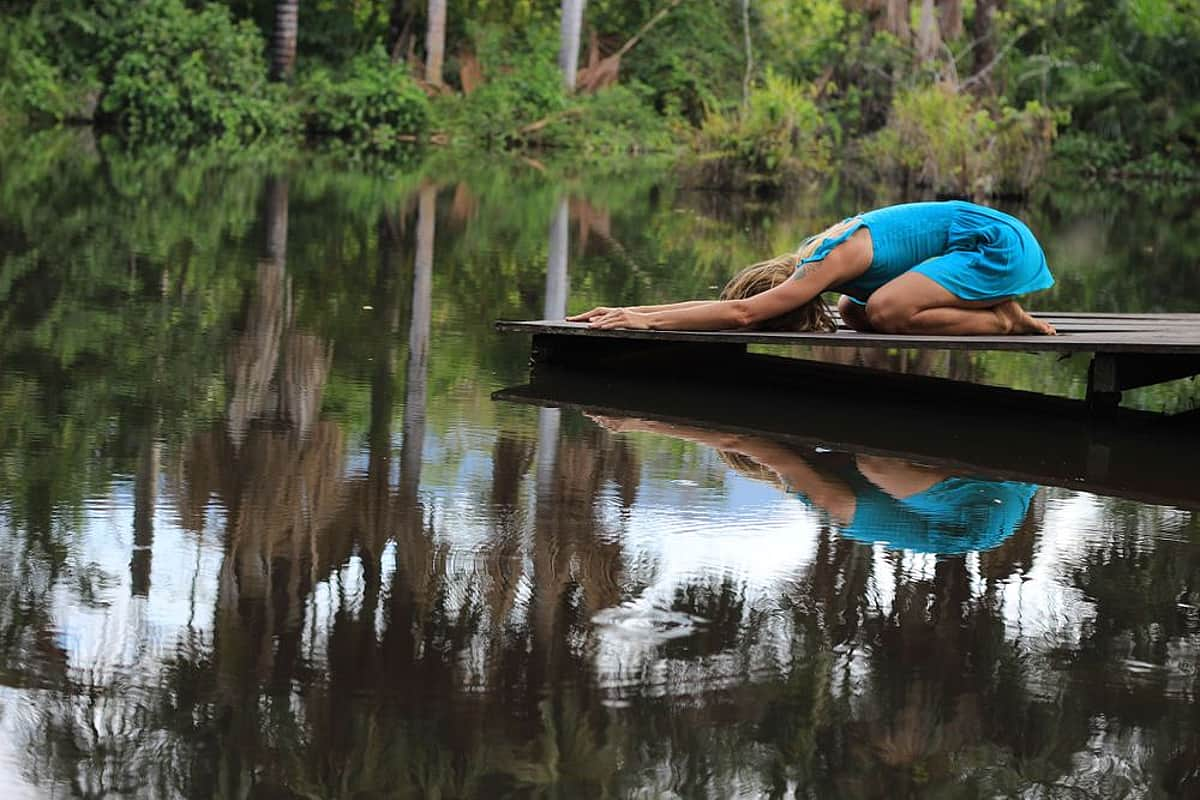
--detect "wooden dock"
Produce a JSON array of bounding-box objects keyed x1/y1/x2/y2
[{"x1": 496, "y1": 313, "x2": 1200, "y2": 409}]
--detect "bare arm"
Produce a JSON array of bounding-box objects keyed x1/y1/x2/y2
[
  {"x1": 568, "y1": 300, "x2": 714, "y2": 321},
  {"x1": 576, "y1": 231, "x2": 871, "y2": 331},
  {"x1": 591, "y1": 416, "x2": 856, "y2": 524}
]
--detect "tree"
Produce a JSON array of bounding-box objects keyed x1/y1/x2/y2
[
  {"x1": 916, "y1": 0, "x2": 941, "y2": 63},
  {"x1": 971, "y1": 0, "x2": 1000, "y2": 91},
  {"x1": 558, "y1": 0, "x2": 586, "y2": 90},
  {"x1": 426, "y1": 0, "x2": 446, "y2": 86},
  {"x1": 885, "y1": 0, "x2": 911, "y2": 41},
  {"x1": 270, "y1": 0, "x2": 299, "y2": 82},
  {"x1": 939, "y1": 0, "x2": 963, "y2": 40}
]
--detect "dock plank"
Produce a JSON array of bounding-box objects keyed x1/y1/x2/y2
[{"x1": 497, "y1": 317, "x2": 1200, "y2": 355}]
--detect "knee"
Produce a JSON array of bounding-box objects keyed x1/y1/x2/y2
[
  {"x1": 837, "y1": 295, "x2": 872, "y2": 332},
  {"x1": 865, "y1": 296, "x2": 913, "y2": 333}
]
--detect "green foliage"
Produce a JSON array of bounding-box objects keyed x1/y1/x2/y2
[
  {"x1": 525, "y1": 84, "x2": 677, "y2": 162},
  {"x1": 98, "y1": 0, "x2": 298, "y2": 144},
  {"x1": 434, "y1": 25, "x2": 567, "y2": 147},
  {"x1": 594, "y1": 0, "x2": 745, "y2": 124},
  {"x1": 1004, "y1": 0, "x2": 1200, "y2": 170},
  {"x1": 300, "y1": 49, "x2": 429, "y2": 159},
  {"x1": 693, "y1": 71, "x2": 834, "y2": 189},
  {"x1": 861, "y1": 84, "x2": 1063, "y2": 196},
  {"x1": 0, "y1": 15, "x2": 93, "y2": 122},
  {"x1": 2, "y1": 0, "x2": 1199, "y2": 176}
]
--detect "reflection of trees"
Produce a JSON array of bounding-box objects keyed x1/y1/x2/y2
[{"x1": 5, "y1": 152, "x2": 1200, "y2": 797}]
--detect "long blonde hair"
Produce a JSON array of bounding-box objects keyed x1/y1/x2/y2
[
  {"x1": 717, "y1": 449, "x2": 785, "y2": 489},
  {"x1": 720, "y1": 217, "x2": 861, "y2": 332}
]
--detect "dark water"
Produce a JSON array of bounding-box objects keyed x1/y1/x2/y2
[{"x1": 2, "y1": 131, "x2": 1200, "y2": 798}]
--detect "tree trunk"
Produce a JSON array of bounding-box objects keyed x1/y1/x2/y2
[
  {"x1": 227, "y1": 178, "x2": 290, "y2": 447},
  {"x1": 741, "y1": 0, "x2": 753, "y2": 106},
  {"x1": 270, "y1": 0, "x2": 299, "y2": 82},
  {"x1": 884, "y1": 0, "x2": 910, "y2": 42},
  {"x1": 916, "y1": 0, "x2": 941, "y2": 63},
  {"x1": 558, "y1": 0, "x2": 586, "y2": 91},
  {"x1": 130, "y1": 422, "x2": 159, "y2": 597},
  {"x1": 425, "y1": 0, "x2": 446, "y2": 86},
  {"x1": 972, "y1": 0, "x2": 1000, "y2": 92},
  {"x1": 399, "y1": 186, "x2": 436, "y2": 507},
  {"x1": 545, "y1": 198, "x2": 570, "y2": 320},
  {"x1": 387, "y1": 0, "x2": 412, "y2": 62},
  {"x1": 939, "y1": 0, "x2": 963, "y2": 40}
]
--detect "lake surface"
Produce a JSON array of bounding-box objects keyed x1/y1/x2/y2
[{"x1": 1, "y1": 131, "x2": 1199, "y2": 798}]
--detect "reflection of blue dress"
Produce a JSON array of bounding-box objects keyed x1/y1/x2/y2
[
  {"x1": 798, "y1": 201, "x2": 1054, "y2": 302},
  {"x1": 840, "y1": 476, "x2": 1038, "y2": 554}
]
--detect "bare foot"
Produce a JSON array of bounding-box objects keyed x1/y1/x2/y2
[{"x1": 994, "y1": 300, "x2": 1056, "y2": 335}]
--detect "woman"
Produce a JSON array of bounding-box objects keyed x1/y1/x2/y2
[
  {"x1": 590, "y1": 413, "x2": 1038, "y2": 555},
  {"x1": 568, "y1": 200, "x2": 1056, "y2": 336}
]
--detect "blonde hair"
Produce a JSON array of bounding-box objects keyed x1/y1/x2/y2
[
  {"x1": 719, "y1": 217, "x2": 861, "y2": 333},
  {"x1": 717, "y1": 449, "x2": 785, "y2": 489}
]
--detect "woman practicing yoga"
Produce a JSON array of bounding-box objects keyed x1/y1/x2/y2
[
  {"x1": 568, "y1": 200, "x2": 1056, "y2": 336},
  {"x1": 589, "y1": 413, "x2": 1037, "y2": 555}
]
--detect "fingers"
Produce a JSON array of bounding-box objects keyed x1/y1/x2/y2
[
  {"x1": 566, "y1": 307, "x2": 645, "y2": 329},
  {"x1": 591, "y1": 313, "x2": 624, "y2": 329},
  {"x1": 566, "y1": 307, "x2": 611, "y2": 322},
  {"x1": 591, "y1": 312, "x2": 635, "y2": 329}
]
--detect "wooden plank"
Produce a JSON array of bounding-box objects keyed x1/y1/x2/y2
[
  {"x1": 493, "y1": 366, "x2": 1200, "y2": 510},
  {"x1": 497, "y1": 319, "x2": 1200, "y2": 355}
]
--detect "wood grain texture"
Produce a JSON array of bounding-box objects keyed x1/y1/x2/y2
[{"x1": 497, "y1": 316, "x2": 1200, "y2": 355}]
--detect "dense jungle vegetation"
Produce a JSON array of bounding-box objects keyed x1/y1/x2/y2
[{"x1": 0, "y1": 0, "x2": 1198, "y2": 191}]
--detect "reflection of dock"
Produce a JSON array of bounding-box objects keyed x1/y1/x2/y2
[
  {"x1": 493, "y1": 360, "x2": 1200, "y2": 511},
  {"x1": 496, "y1": 315, "x2": 1200, "y2": 409}
]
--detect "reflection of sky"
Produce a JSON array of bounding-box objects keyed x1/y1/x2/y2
[
  {"x1": 0, "y1": 482, "x2": 225, "y2": 795},
  {"x1": 49, "y1": 484, "x2": 223, "y2": 678},
  {"x1": 1, "y1": 425, "x2": 1196, "y2": 792}
]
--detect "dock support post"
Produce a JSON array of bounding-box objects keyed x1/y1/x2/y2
[
  {"x1": 1086, "y1": 354, "x2": 1122, "y2": 410},
  {"x1": 1087, "y1": 352, "x2": 1200, "y2": 409}
]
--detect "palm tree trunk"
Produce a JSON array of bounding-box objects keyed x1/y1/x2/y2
[
  {"x1": 939, "y1": 0, "x2": 963, "y2": 39},
  {"x1": 916, "y1": 0, "x2": 941, "y2": 63},
  {"x1": 545, "y1": 198, "x2": 570, "y2": 320},
  {"x1": 399, "y1": 186, "x2": 436, "y2": 506},
  {"x1": 558, "y1": 0, "x2": 586, "y2": 91},
  {"x1": 741, "y1": 0, "x2": 753, "y2": 105},
  {"x1": 130, "y1": 422, "x2": 159, "y2": 597},
  {"x1": 885, "y1": 0, "x2": 911, "y2": 42},
  {"x1": 425, "y1": 0, "x2": 446, "y2": 86},
  {"x1": 972, "y1": 0, "x2": 1000, "y2": 92},
  {"x1": 270, "y1": 0, "x2": 299, "y2": 82}
]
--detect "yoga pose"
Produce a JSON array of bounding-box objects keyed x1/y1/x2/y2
[
  {"x1": 589, "y1": 414, "x2": 1037, "y2": 554},
  {"x1": 569, "y1": 200, "x2": 1056, "y2": 336}
]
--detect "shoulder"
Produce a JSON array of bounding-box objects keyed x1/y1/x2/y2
[{"x1": 807, "y1": 227, "x2": 871, "y2": 283}]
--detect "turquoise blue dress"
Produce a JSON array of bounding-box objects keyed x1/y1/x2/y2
[
  {"x1": 799, "y1": 201, "x2": 1054, "y2": 302},
  {"x1": 838, "y1": 476, "x2": 1037, "y2": 554},
  {"x1": 792, "y1": 472, "x2": 1038, "y2": 554}
]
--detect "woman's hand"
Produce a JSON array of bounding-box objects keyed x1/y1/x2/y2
[
  {"x1": 585, "y1": 413, "x2": 645, "y2": 433},
  {"x1": 567, "y1": 306, "x2": 651, "y2": 328},
  {"x1": 580, "y1": 307, "x2": 652, "y2": 330},
  {"x1": 566, "y1": 307, "x2": 617, "y2": 322}
]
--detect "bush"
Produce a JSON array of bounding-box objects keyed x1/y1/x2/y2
[
  {"x1": 526, "y1": 83, "x2": 675, "y2": 159},
  {"x1": 436, "y1": 25, "x2": 567, "y2": 147},
  {"x1": 0, "y1": 15, "x2": 98, "y2": 122},
  {"x1": 861, "y1": 84, "x2": 1063, "y2": 196},
  {"x1": 691, "y1": 71, "x2": 833, "y2": 189},
  {"x1": 300, "y1": 49, "x2": 430, "y2": 158},
  {"x1": 97, "y1": 0, "x2": 297, "y2": 144}
]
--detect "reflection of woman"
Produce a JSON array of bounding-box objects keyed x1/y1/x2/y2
[
  {"x1": 570, "y1": 201, "x2": 1055, "y2": 336},
  {"x1": 593, "y1": 416, "x2": 1037, "y2": 555}
]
